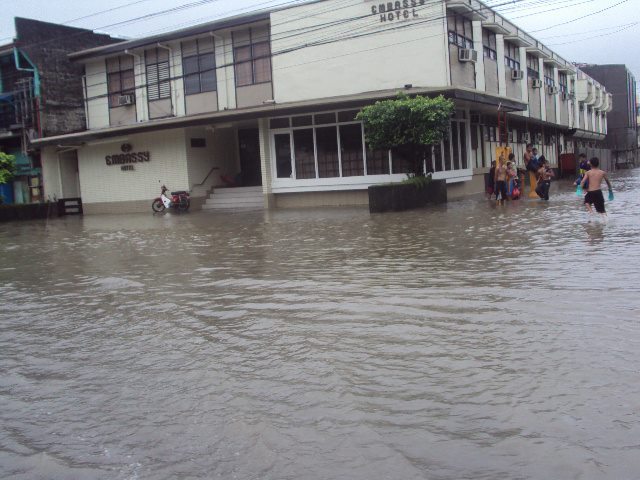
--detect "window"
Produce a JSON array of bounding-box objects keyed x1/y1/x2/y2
[
  {"x1": 482, "y1": 30, "x2": 497, "y2": 61},
  {"x1": 233, "y1": 30, "x2": 272, "y2": 87},
  {"x1": 182, "y1": 38, "x2": 216, "y2": 95},
  {"x1": 145, "y1": 48, "x2": 171, "y2": 101},
  {"x1": 544, "y1": 65, "x2": 555, "y2": 87},
  {"x1": 504, "y1": 42, "x2": 520, "y2": 71},
  {"x1": 339, "y1": 124, "x2": 365, "y2": 177},
  {"x1": 526, "y1": 55, "x2": 539, "y2": 79},
  {"x1": 316, "y1": 126, "x2": 339, "y2": 178},
  {"x1": 559, "y1": 73, "x2": 568, "y2": 94},
  {"x1": 447, "y1": 13, "x2": 473, "y2": 50},
  {"x1": 106, "y1": 56, "x2": 135, "y2": 108}
]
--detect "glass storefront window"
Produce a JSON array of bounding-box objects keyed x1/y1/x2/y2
[
  {"x1": 339, "y1": 124, "x2": 364, "y2": 177},
  {"x1": 293, "y1": 129, "x2": 315, "y2": 179},
  {"x1": 274, "y1": 133, "x2": 292, "y2": 178},
  {"x1": 316, "y1": 126, "x2": 340, "y2": 178}
]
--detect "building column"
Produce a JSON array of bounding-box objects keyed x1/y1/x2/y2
[
  {"x1": 573, "y1": 77, "x2": 580, "y2": 129},
  {"x1": 553, "y1": 66, "x2": 560, "y2": 123},
  {"x1": 472, "y1": 21, "x2": 485, "y2": 92},
  {"x1": 538, "y1": 57, "x2": 547, "y2": 122},
  {"x1": 519, "y1": 46, "x2": 529, "y2": 116},
  {"x1": 496, "y1": 34, "x2": 506, "y2": 97},
  {"x1": 258, "y1": 117, "x2": 275, "y2": 208}
]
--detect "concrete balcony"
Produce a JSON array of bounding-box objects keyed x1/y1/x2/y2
[
  {"x1": 593, "y1": 87, "x2": 604, "y2": 110},
  {"x1": 575, "y1": 79, "x2": 595, "y2": 105},
  {"x1": 604, "y1": 93, "x2": 613, "y2": 112},
  {"x1": 446, "y1": 0, "x2": 487, "y2": 20}
]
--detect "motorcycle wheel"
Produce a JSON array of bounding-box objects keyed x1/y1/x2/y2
[
  {"x1": 177, "y1": 197, "x2": 190, "y2": 212},
  {"x1": 151, "y1": 199, "x2": 165, "y2": 212}
]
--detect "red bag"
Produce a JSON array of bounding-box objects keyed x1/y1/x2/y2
[{"x1": 512, "y1": 187, "x2": 520, "y2": 199}]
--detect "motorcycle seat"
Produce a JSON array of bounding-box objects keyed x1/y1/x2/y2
[{"x1": 171, "y1": 191, "x2": 188, "y2": 196}]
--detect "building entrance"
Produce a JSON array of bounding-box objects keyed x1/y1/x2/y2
[{"x1": 238, "y1": 128, "x2": 262, "y2": 186}]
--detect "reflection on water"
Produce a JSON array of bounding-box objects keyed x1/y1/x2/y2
[{"x1": 2, "y1": 171, "x2": 640, "y2": 480}]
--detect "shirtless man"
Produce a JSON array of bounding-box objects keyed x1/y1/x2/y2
[
  {"x1": 523, "y1": 143, "x2": 533, "y2": 170},
  {"x1": 494, "y1": 157, "x2": 508, "y2": 202},
  {"x1": 535, "y1": 157, "x2": 554, "y2": 200},
  {"x1": 580, "y1": 157, "x2": 612, "y2": 215}
]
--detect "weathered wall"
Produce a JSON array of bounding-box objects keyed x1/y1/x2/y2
[{"x1": 15, "y1": 17, "x2": 121, "y2": 137}]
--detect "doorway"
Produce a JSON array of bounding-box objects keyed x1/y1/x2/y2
[{"x1": 238, "y1": 128, "x2": 262, "y2": 187}]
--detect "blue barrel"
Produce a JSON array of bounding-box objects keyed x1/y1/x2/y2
[{"x1": 0, "y1": 182, "x2": 14, "y2": 204}]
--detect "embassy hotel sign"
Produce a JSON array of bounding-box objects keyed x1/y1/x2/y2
[
  {"x1": 105, "y1": 143, "x2": 150, "y2": 171},
  {"x1": 366, "y1": 0, "x2": 426, "y2": 23}
]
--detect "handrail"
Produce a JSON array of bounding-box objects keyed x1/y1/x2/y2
[{"x1": 193, "y1": 165, "x2": 220, "y2": 187}]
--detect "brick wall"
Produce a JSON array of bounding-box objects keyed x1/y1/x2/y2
[{"x1": 14, "y1": 18, "x2": 122, "y2": 138}]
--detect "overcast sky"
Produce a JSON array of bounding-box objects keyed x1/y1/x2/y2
[{"x1": 1, "y1": 0, "x2": 638, "y2": 86}]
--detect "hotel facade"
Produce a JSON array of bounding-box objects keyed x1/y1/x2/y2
[{"x1": 35, "y1": 0, "x2": 613, "y2": 213}]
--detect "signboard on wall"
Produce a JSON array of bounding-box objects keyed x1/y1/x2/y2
[
  {"x1": 105, "y1": 143, "x2": 151, "y2": 172},
  {"x1": 365, "y1": 0, "x2": 427, "y2": 23}
]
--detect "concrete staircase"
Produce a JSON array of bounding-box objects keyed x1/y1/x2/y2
[{"x1": 201, "y1": 186, "x2": 264, "y2": 210}]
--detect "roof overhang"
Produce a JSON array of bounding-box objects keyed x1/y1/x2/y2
[
  {"x1": 482, "y1": 22, "x2": 511, "y2": 34},
  {"x1": 446, "y1": 1, "x2": 488, "y2": 20},
  {"x1": 526, "y1": 47, "x2": 551, "y2": 59},
  {"x1": 566, "y1": 128, "x2": 606, "y2": 141},
  {"x1": 503, "y1": 35, "x2": 533, "y2": 47},
  {"x1": 32, "y1": 88, "x2": 527, "y2": 148}
]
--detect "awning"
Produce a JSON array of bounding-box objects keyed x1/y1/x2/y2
[{"x1": 566, "y1": 128, "x2": 606, "y2": 141}]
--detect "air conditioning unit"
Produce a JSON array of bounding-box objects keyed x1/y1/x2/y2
[
  {"x1": 531, "y1": 78, "x2": 543, "y2": 88},
  {"x1": 522, "y1": 132, "x2": 531, "y2": 143},
  {"x1": 117, "y1": 94, "x2": 134, "y2": 106},
  {"x1": 547, "y1": 86, "x2": 558, "y2": 95},
  {"x1": 511, "y1": 70, "x2": 524, "y2": 80},
  {"x1": 562, "y1": 92, "x2": 570, "y2": 101},
  {"x1": 535, "y1": 133, "x2": 543, "y2": 144},
  {"x1": 458, "y1": 48, "x2": 478, "y2": 63}
]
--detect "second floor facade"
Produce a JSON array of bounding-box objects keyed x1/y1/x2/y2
[{"x1": 73, "y1": 0, "x2": 612, "y2": 137}]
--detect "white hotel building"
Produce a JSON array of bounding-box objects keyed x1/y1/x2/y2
[{"x1": 35, "y1": 0, "x2": 613, "y2": 213}]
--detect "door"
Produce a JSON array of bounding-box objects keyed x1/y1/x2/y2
[
  {"x1": 59, "y1": 151, "x2": 80, "y2": 198},
  {"x1": 238, "y1": 128, "x2": 262, "y2": 187}
]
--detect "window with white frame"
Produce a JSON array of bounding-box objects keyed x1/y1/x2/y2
[
  {"x1": 145, "y1": 47, "x2": 171, "y2": 101},
  {"x1": 182, "y1": 37, "x2": 216, "y2": 95},
  {"x1": 106, "y1": 55, "x2": 135, "y2": 108},
  {"x1": 270, "y1": 110, "x2": 469, "y2": 181}
]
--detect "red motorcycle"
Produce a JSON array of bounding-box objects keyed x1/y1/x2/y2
[{"x1": 152, "y1": 185, "x2": 190, "y2": 213}]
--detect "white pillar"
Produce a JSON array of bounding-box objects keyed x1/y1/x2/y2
[
  {"x1": 519, "y1": 46, "x2": 529, "y2": 116},
  {"x1": 573, "y1": 78, "x2": 580, "y2": 129},
  {"x1": 553, "y1": 66, "x2": 560, "y2": 123},
  {"x1": 472, "y1": 21, "x2": 485, "y2": 92},
  {"x1": 496, "y1": 34, "x2": 506, "y2": 97},
  {"x1": 538, "y1": 57, "x2": 546, "y2": 121}
]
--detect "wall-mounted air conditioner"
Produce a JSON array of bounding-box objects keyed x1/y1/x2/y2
[
  {"x1": 522, "y1": 132, "x2": 531, "y2": 143},
  {"x1": 562, "y1": 92, "x2": 570, "y2": 101},
  {"x1": 117, "y1": 94, "x2": 134, "y2": 106},
  {"x1": 531, "y1": 78, "x2": 543, "y2": 88},
  {"x1": 458, "y1": 48, "x2": 478, "y2": 63},
  {"x1": 535, "y1": 133, "x2": 543, "y2": 143},
  {"x1": 547, "y1": 86, "x2": 558, "y2": 95},
  {"x1": 511, "y1": 70, "x2": 524, "y2": 80}
]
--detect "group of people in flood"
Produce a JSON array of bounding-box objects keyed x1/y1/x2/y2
[{"x1": 487, "y1": 145, "x2": 613, "y2": 216}]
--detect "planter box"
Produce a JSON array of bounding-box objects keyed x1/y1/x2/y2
[{"x1": 368, "y1": 179, "x2": 447, "y2": 213}]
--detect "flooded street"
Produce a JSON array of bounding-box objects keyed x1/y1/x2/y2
[{"x1": 2, "y1": 170, "x2": 640, "y2": 480}]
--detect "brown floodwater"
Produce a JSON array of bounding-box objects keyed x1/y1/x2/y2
[{"x1": 1, "y1": 171, "x2": 640, "y2": 480}]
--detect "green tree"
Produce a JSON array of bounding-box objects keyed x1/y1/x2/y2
[
  {"x1": 0, "y1": 152, "x2": 16, "y2": 185},
  {"x1": 357, "y1": 93, "x2": 455, "y2": 177}
]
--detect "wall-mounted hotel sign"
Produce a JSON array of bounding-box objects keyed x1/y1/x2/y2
[
  {"x1": 367, "y1": 0, "x2": 424, "y2": 23},
  {"x1": 105, "y1": 143, "x2": 151, "y2": 172}
]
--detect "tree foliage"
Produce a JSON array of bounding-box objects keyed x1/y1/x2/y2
[
  {"x1": 0, "y1": 152, "x2": 16, "y2": 185},
  {"x1": 357, "y1": 94, "x2": 455, "y2": 176}
]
